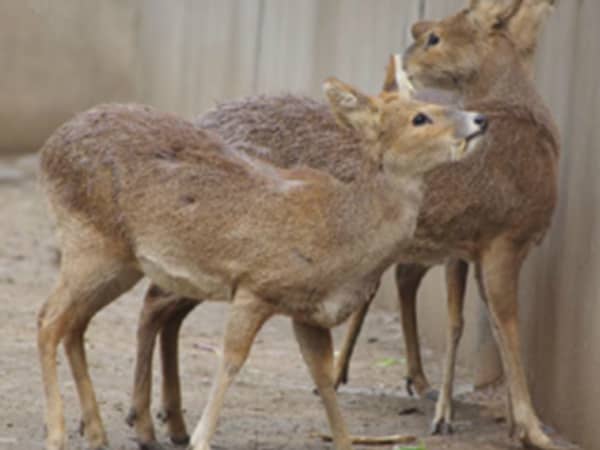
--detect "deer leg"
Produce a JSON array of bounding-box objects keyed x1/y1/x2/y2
[
  {"x1": 294, "y1": 321, "x2": 353, "y2": 450},
  {"x1": 333, "y1": 293, "x2": 376, "y2": 389},
  {"x1": 474, "y1": 262, "x2": 515, "y2": 434},
  {"x1": 38, "y1": 245, "x2": 140, "y2": 450},
  {"x1": 478, "y1": 237, "x2": 557, "y2": 450},
  {"x1": 432, "y1": 259, "x2": 469, "y2": 435},
  {"x1": 158, "y1": 298, "x2": 198, "y2": 445},
  {"x1": 189, "y1": 290, "x2": 273, "y2": 450},
  {"x1": 395, "y1": 264, "x2": 436, "y2": 399},
  {"x1": 128, "y1": 286, "x2": 196, "y2": 449},
  {"x1": 38, "y1": 279, "x2": 70, "y2": 450}
]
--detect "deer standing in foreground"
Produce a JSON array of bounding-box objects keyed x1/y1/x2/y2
[
  {"x1": 127, "y1": 0, "x2": 562, "y2": 449},
  {"x1": 37, "y1": 76, "x2": 485, "y2": 450}
]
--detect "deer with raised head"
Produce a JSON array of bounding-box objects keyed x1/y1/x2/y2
[
  {"x1": 398, "y1": 0, "x2": 560, "y2": 446},
  {"x1": 335, "y1": 0, "x2": 559, "y2": 427},
  {"x1": 127, "y1": 1, "x2": 561, "y2": 449},
  {"x1": 37, "y1": 75, "x2": 485, "y2": 450}
]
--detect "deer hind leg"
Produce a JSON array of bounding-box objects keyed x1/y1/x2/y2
[
  {"x1": 189, "y1": 290, "x2": 273, "y2": 450},
  {"x1": 158, "y1": 297, "x2": 197, "y2": 445},
  {"x1": 333, "y1": 291, "x2": 376, "y2": 389},
  {"x1": 128, "y1": 285, "x2": 198, "y2": 449},
  {"x1": 432, "y1": 258, "x2": 469, "y2": 435},
  {"x1": 38, "y1": 239, "x2": 140, "y2": 450},
  {"x1": 294, "y1": 321, "x2": 353, "y2": 450},
  {"x1": 395, "y1": 264, "x2": 436, "y2": 399},
  {"x1": 478, "y1": 237, "x2": 556, "y2": 450}
]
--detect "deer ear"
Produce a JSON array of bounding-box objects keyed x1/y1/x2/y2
[
  {"x1": 469, "y1": 0, "x2": 523, "y2": 30},
  {"x1": 507, "y1": 0, "x2": 555, "y2": 68},
  {"x1": 323, "y1": 78, "x2": 381, "y2": 141},
  {"x1": 382, "y1": 54, "x2": 414, "y2": 98}
]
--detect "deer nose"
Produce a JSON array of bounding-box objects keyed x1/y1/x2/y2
[{"x1": 474, "y1": 114, "x2": 488, "y2": 131}]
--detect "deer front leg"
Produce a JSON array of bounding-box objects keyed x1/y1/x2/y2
[
  {"x1": 432, "y1": 259, "x2": 469, "y2": 435},
  {"x1": 189, "y1": 290, "x2": 273, "y2": 450},
  {"x1": 478, "y1": 237, "x2": 557, "y2": 450},
  {"x1": 294, "y1": 321, "x2": 353, "y2": 450},
  {"x1": 333, "y1": 293, "x2": 376, "y2": 389},
  {"x1": 395, "y1": 264, "x2": 436, "y2": 399}
]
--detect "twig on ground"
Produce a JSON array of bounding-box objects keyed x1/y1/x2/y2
[{"x1": 314, "y1": 433, "x2": 416, "y2": 446}]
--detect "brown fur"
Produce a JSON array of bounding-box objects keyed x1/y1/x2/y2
[
  {"x1": 127, "y1": 1, "x2": 563, "y2": 449},
  {"x1": 38, "y1": 84, "x2": 483, "y2": 450},
  {"x1": 402, "y1": 2, "x2": 560, "y2": 447}
]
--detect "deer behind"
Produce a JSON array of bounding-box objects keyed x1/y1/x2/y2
[
  {"x1": 126, "y1": 1, "x2": 561, "y2": 448},
  {"x1": 128, "y1": 1, "x2": 562, "y2": 449},
  {"x1": 37, "y1": 79, "x2": 485, "y2": 450}
]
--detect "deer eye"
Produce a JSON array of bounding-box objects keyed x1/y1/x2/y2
[
  {"x1": 412, "y1": 113, "x2": 432, "y2": 127},
  {"x1": 427, "y1": 33, "x2": 440, "y2": 47}
]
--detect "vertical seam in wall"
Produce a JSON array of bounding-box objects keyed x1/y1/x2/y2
[
  {"x1": 132, "y1": 3, "x2": 144, "y2": 103},
  {"x1": 564, "y1": 1, "x2": 584, "y2": 146},
  {"x1": 559, "y1": 1, "x2": 584, "y2": 186},
  {"x1": 252, "y1": 0, "x2": 265, "y2": 93},
  {"x1": 419, "y1": 0, "x2": 426, "y2": 19}
]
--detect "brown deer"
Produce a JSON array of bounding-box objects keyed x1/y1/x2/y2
[
  {"x1": 334, "y1": 0, "x2": 558, "y2": 426},
  {"x1": 399, "y1": 0, "x2": 560, "y2": 447},
  {"x1": 37, "y1": 77, "x2": 485, "y2": 450},
  {"x1": 126, "y1": 1, "x2": 561, "y2": 449},
  {"x1": 334, "y1": 0, "x2": 557, "y2": 408}
]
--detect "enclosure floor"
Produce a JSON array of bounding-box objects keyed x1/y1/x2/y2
[{"x1": 0, "y1": 155, "x2": 574, "y2": 450}]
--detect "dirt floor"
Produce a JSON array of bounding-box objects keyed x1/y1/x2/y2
[{"x1": 0, "y1": 155, "x2": 575, "y2": 450}]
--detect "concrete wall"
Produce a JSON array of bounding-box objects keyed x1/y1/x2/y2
[
  {"x1": 0, "y1": 0, "x2": 140, "y2": 153},
  {"x1": 2, "y1": 0, "x2": 598, "y2": 448}
]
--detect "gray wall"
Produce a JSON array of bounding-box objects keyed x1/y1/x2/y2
[{"x1": 2, "y1": 0, "x2": 598, "y2": 448}]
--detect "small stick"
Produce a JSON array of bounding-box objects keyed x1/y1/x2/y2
[{"x1": 314, "y1": 433, "x2": 417, "y2": 446}]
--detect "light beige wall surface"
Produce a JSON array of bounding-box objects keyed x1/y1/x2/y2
[
  {"x1": 520, "y1": 1, "x2": 600, "y2": 445},
  {"x1": 2, "y1": 0, "x2": 598, "y2": 448},
  {"x1": 1, "y1": 0, "x2": 140, "y2": 153}
]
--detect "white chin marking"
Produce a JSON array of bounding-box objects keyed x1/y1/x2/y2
[
  {"x1": 466, "y1": 135, "x2": 483, "y2": 153},
  {"x1": 452, "y1": 141, "x2": 466, "y2": 161}
]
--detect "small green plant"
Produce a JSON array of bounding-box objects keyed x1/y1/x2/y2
[
  {"x1": 375, "y1": 356, "x2": 405, "y2": 368},
  {"x1": 393, "y1": 444, "x2": 426, "y2": 450}
]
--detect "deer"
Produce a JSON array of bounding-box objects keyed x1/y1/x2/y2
[
  {"x1": 126, "y1": 1, "x2": 561, "y2": 449},
  {"x1": 37, "y1": 75, "x2": 486, "y2": 450}
]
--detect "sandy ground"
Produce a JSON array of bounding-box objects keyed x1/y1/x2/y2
[{"x1": 0, "y1": 155, "x2": 574, "y2": 450}]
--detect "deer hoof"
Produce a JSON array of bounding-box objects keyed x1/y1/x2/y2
[
  {"x1": 139, "y1": 441, "x2": 166, "y2": 450},
  {"x1": 170, "y1": 433, "x2": 190, "y2": 446},
  {"x1": 431, "y1": 417, "x2": 453, "y2": 435}
]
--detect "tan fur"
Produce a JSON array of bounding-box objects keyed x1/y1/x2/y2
[
  {"x1": 38, "y1": 82, "x2": 483, "y2": 450},
  {"x1": 126, "y1": 1, "x2": 562, "y2": 449}
]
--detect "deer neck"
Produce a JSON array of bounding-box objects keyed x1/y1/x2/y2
[
  {"x1": 344, "y1": 164, "x2": 425, "y2": 266},
  {"x1": 462, "y1": 36, "x2": 532, "y2": 108}
]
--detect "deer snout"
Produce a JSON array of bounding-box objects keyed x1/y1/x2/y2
[
  {"x1": 449, "y1": 111, "x2": 488, "y2": 159},
  {"x1": 457, "y1": 111, "x2": 488, "y2": 141},
  {"x1": 473, "y1": 114, "x2": 488, "y2": 133}
]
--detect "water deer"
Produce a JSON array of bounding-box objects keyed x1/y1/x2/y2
[
  {"x1": 398, "y1": 0, "x2": 560, "y2": 447},
  {"x1": 37, "y1": 77, "x2": 485, "y2": 450},
  {"x1": 128, "y1": 1, "x2": 561, "y2": 449}
]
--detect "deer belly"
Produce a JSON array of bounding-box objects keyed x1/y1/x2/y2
[
  {"x1": 138, "y1": 255, "x2": 232, "y2": 302},
  {"x1": 308, "y1": 281, "x2": 378, "y2": 328}
]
